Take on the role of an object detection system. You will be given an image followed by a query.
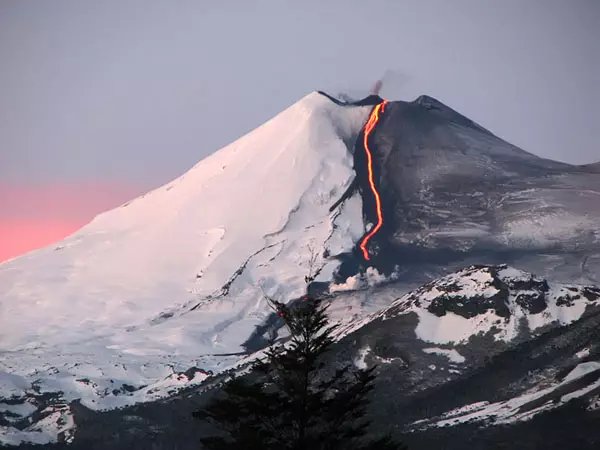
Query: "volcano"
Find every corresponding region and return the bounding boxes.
[1,91,599,448]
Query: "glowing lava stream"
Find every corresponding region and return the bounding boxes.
[359,100,388,261]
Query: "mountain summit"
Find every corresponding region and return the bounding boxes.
[1,91,599,446]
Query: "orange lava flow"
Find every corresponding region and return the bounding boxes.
[359,100,388,261]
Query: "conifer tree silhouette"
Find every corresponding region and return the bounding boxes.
[193,290,407,450]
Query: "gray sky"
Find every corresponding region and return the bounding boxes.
[1,0,599,188]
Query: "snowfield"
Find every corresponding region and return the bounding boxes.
[0,92,372,444]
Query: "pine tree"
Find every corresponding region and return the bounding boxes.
[193,295,407,450]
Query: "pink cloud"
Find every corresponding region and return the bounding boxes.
[0,181,145,262]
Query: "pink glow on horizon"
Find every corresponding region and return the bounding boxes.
[0,181,145,262]
[0,219,85,262]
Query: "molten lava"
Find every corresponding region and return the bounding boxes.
[359,100,388,261]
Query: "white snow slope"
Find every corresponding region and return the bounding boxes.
[0,92,373,444]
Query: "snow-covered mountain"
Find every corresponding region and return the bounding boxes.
[0,92,375,444]
[1,90,599,447]
[0,92,371,355]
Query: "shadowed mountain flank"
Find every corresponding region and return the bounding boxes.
[580,161,600,173]
[335,93,600,284]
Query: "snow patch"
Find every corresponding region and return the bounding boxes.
[414,309,502,344]
[422,347,466,363]
[0,405,74,446]
[562,361,600,383]
[575,348,591,359]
